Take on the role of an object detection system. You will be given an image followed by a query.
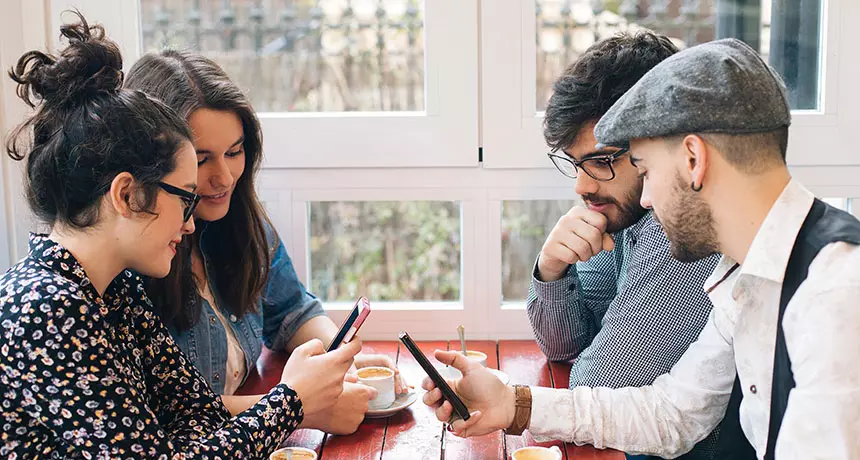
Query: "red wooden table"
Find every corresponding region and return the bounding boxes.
[237,341,624,460]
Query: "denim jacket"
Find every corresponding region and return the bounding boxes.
[169,223,326,394]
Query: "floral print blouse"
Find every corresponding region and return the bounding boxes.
[0,235,303,459]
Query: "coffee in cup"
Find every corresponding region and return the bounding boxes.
[464,350,488,367]
[357,366,396,410]
[511,446,563,460]
[270,446,318,460]
[356,367,394,379]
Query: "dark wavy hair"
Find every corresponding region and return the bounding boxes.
[543,32,679,152]
[5,11,191,229]
[125,50,274,331]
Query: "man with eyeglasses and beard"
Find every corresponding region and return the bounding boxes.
[526,32,721,460]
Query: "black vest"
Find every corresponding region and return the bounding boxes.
[714,199,860,459]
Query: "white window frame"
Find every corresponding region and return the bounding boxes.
[481,0,860,170]
[256,166,573,340]
[12,0,857,340]
[127,0,478,169]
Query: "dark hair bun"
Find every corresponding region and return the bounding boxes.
[8,10,123,108]
[5,11,191,230]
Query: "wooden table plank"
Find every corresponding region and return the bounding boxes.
[441,340,506,460]
[280,429,328,454]
[549,361,572,390]
[379,340,448,460]
[548,361,625,460]
[499,341,566,459]
[240,341,623,460]
[319,341,400,460]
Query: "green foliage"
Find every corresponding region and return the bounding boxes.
[309,201,461,301]
[308,199,579,303]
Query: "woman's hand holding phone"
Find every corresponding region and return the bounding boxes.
[300,380,377,434]
[280,338,362,416]
[421,349,516,438]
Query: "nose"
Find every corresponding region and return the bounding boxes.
[640,180,653,210]
[181,216,196,235]
[209,155,234,190]
[574,171,599,196]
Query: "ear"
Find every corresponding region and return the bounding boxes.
[106,172,137,218]
[681,134,710,190]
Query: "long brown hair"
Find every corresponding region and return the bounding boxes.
[125,50,274,331]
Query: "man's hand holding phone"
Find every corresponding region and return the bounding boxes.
[421,350,516,438]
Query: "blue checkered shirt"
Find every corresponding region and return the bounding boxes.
[526,211,721,460]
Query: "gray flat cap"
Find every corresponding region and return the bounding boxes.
[593,38,791,149]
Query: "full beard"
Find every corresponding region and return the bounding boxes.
[582,180,648,234]
[655,172,720,263]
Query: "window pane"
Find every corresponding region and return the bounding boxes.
[140,0,425,113]
[536,0,821,111]
[309,201,460,301]
[501,199,580,302]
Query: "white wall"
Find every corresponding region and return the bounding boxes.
[0,0,52,269]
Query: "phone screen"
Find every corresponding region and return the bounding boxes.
[327,297,370,352]
[398,331,470,421]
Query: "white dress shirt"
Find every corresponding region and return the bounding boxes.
[528,179,860,459]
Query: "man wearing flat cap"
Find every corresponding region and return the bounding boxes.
[422,38,860,459]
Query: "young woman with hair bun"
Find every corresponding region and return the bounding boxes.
[0,12,362,458]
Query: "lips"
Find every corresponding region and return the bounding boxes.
[203,191,228,200]
[586,201,613,213]
[200,189,230,205]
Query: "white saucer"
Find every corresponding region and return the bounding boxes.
[365,391,419,418]
[438,366,511,385]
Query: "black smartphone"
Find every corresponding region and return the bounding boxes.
[327,297,371,352]
[398,331,471,422]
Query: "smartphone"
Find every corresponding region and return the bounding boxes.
[398,331,471,422]
[327,297,371,352]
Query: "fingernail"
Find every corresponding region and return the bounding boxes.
[446,424,454,432]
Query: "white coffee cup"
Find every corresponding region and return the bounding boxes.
[269,446,318,460]
[511,445,563,460]
[357,366,396,410]
[463,350,488,367]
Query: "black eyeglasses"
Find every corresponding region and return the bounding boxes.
[158,182,200,222]
[547,148,629,182]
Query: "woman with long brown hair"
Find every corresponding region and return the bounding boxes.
[126,50,404,434]
[0,13,359,457]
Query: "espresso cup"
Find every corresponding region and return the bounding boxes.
[357,366,396,410]
[269,446,318,460]
[464,350,488,367]
[511,445,563,460]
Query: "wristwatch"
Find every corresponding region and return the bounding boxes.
[505,384,532,436]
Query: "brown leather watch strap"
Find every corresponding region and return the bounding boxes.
[505,384,532,436]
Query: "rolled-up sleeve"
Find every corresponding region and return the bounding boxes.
[261,235,327,351]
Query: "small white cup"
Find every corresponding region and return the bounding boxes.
[511,446,563,460]
[357,366,396,410]
[463,350,488,367]
[269,446,318,460]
